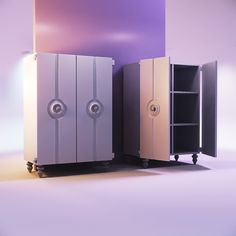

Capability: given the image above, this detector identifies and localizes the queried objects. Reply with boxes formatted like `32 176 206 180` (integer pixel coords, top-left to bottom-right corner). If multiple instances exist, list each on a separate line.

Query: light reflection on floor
0 150 236 236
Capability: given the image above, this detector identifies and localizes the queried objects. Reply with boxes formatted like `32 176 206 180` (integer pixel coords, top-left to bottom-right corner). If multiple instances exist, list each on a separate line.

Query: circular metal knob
91 104 100 113
147 101 160 117
48 100 67 119
87 100 103 118
53 104 62 113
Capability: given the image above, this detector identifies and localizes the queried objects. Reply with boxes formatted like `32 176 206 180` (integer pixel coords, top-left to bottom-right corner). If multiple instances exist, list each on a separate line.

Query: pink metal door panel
140 57 170 161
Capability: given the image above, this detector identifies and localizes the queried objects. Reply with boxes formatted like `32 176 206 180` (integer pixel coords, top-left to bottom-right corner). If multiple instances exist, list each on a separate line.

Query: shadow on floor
0 154 211 181
35 156 210 179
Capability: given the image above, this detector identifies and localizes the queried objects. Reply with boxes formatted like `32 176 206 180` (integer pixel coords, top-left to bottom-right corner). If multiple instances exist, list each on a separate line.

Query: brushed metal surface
76 56 94 162
37 53 57 165
153 57 170 161
140 59 154 159
140 57 170 161
57 54 77 164
26 53 112 166
95 57 113 161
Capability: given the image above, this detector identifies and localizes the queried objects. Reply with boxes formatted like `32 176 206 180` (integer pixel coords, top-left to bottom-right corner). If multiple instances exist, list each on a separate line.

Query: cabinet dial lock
48 100 67 119
148 101 160 117
87 100 103 118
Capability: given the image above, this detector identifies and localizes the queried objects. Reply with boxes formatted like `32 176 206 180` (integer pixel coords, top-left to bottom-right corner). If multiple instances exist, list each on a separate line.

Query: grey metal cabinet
24 53 114 177
123 57 217 167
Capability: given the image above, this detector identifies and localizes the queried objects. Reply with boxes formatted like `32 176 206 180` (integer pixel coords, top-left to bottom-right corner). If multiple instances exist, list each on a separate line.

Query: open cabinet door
140 57 170 161
202 61 217 157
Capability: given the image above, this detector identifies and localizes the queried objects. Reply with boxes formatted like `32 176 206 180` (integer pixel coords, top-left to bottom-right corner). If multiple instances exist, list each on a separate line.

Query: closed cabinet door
140 57 170 161
37 53 77 165
77 56 113 162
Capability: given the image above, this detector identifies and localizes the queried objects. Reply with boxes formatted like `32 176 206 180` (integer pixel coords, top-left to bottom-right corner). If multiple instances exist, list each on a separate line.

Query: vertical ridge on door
55 55 59 164
77 56 94 162
93 58 97 161
95 57 113 161
37 53 57 165
153 57 170 161
140 59 154 159
57 54 77 164
202 61 217 157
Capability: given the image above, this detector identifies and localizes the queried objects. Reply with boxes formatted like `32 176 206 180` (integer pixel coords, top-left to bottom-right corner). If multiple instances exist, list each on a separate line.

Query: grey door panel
95 57 113 161
26 53 113 167
57 54 77 164
76 56 94 162
202 61 217 157
37 53 57 165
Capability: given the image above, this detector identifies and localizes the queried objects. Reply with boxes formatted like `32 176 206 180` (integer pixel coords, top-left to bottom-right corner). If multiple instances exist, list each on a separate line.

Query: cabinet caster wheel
37 166 45 178
174 155 179 162
27 162 33 173
192 154 198 165
102 162 110 171
142 160 149 169
38 172 43 178
34 165 38 171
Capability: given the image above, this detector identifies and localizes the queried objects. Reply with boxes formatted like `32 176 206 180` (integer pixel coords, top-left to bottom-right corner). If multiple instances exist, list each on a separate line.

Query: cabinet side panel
153 57 170 161
140 59 154 159
77 56 94 162
202 61 217 157
24 55 37 162
37 53 57 165
123 64 140 156
57 54 77 164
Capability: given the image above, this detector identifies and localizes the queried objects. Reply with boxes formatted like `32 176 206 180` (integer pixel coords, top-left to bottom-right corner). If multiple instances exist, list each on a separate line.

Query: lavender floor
0 150 236 236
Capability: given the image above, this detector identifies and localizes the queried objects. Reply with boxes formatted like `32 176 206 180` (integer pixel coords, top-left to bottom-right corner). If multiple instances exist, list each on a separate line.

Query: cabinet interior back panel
174 94 199 124
174 65 200 92
174 126 199 154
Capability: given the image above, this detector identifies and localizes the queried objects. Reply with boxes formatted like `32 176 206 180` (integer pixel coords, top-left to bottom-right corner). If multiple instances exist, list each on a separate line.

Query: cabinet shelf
170 64 201 156
171 123 199 127
171 151 199 155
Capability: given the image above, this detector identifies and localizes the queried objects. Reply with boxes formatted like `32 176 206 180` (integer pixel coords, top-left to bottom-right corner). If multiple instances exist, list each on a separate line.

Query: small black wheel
27 162 33 173
37 166 45 178
102 162 110 171
38 172 43 178
174 155 179 162
142 160 149 169
34 165 38 171
192 154 198 165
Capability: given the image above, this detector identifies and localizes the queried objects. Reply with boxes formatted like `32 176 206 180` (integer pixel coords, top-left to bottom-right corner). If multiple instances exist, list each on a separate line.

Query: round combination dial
147 101 160 117
48 100 67 119
87 100 103 118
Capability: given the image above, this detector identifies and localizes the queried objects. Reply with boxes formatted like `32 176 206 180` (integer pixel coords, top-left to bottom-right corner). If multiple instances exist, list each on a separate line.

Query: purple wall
35 0 165 156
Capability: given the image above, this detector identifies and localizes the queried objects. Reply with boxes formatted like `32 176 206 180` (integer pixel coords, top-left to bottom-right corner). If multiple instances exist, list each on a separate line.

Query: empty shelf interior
174 94 199 123
173 126 199 154
174 65 200 92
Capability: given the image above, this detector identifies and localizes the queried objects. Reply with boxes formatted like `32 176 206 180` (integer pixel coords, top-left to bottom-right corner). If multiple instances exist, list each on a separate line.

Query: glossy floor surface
0 150 236 236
